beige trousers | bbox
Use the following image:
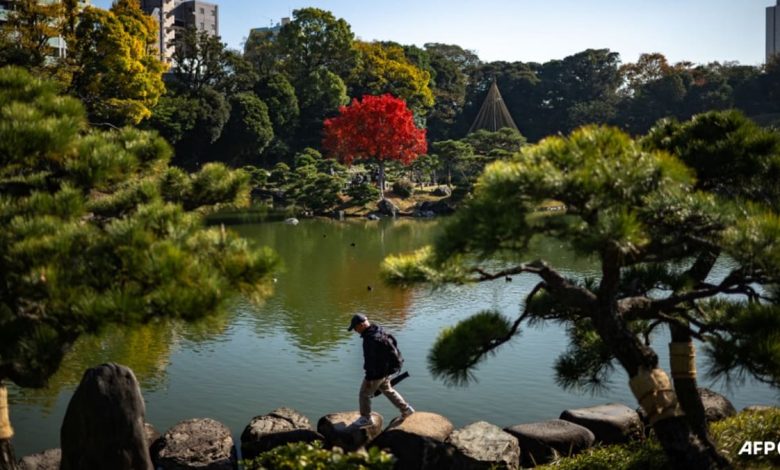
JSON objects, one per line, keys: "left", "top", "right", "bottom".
{"left": 359, "top": 376, "right": 409, "bottom": 417}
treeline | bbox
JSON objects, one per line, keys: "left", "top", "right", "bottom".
{"left": 461, "top": 51, "right": 780, "bottom": 142}
{"left": 3, "top": 2, "right": 779, "bottom": 171}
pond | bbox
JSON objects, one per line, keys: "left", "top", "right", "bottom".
{"left": 7, "top": 218, "right": 778, "bottom": 457}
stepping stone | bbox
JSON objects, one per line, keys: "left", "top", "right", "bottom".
{"left": 152, "top": 418, "right": 235, "bottom": 470}
{"left": 18, "top": 449, "right": 61, "bottom": 470}
{"left": 447, "top": 421, "right": 520, "bottom": 469}
{"left": 241, "top": 407, "right": 324, "bottom": 460}
{"left": 743, "top": 405, "right": 777, "bottom": 413}
{"left": 504, "top": 419, "right": 595, "bottom": 467}
{"left": 698, "top": 388, "right": 736, "bottom": 422}
{"left": 560, "top": 403, "right": 643, "bottom": 445}
{"left": 371, "top": 411, "right": 454, "bottom": 470}
{"left": 317, "top": 411, "right": 383, "bottom": 452}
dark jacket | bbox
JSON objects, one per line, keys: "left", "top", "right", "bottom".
{"left": 361, "top": 324, "right": 390, "bottom": 380}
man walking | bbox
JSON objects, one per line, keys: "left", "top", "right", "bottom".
{"left": 348, "top": 314, "right": 414, "bottom": 426}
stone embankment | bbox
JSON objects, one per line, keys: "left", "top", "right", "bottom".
{"left": 17, "top": 363, "right": 761, "bottom": 470}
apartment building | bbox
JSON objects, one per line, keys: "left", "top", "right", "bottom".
{"left": 249, "top": 17, "right": 289, "bottom": 38}
{"left": 769, "top": 0, "right": 780, "bottom": 61}
{"left": 140, "top": 0, "right": 218, "bottom": 64}
{"left": 0, "top": 0, "right": 91, "bottom": 59}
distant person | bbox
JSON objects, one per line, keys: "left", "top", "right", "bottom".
{"left": 348, "top": 314, "right": 414, "bottom": 426}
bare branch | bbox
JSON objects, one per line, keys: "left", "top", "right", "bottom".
{"left": 469, "top": 264, "right": 542, "bottom": 282}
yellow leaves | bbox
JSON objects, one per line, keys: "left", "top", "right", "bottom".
{"left": 71, "top": 4, "right": 166, "bottom": 125}
{"left": 351, "top": 41, "right": 434, "bottom": 112}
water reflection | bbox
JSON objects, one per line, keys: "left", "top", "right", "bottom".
{"left": 8, "top": 321, "right": 173, "bottom": 412}
{"left": 7, "top": 306, "right": 240, "bottom": 412}
{"left": 235, "top": 219, "right": 439, "bottom": 355}
{"left": 8, "top": 218, "right": 778, "bottom": 459}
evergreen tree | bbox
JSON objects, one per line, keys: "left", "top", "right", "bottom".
{"left": 382, "top": 124, "right": 780, "bottom": 469}
{"left": 0, "top": 67, "right": 278, "bottom": 467}
{"left": 642, "top": 110, "right": 780, "bottom": 207}
{"left": 214, "top": 92, "right": 274, "bottom": 167}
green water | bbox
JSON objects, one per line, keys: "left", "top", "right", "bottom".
{"left": 7, "top": 218, "right": 778, "bottom": 457}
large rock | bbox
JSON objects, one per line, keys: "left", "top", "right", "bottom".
{"left": 18, "top": 449, "right": 61, "bottom": 470}
{"left": 447, "top": 421, "right": 519, "bottom": 469}
{"left": 559, "top": 403, "right": 644, "bottom": 445}
{"left": 504, "top": 419, "right": 595, "bottom": 467}
{"left": 699, "top": 388, "right": 736, "bottom": 422}
{"left": 60, "top": 363, "right": 152, "bottom": 470}
{"left": 743, "top": 405, "right": 777, "bottom": 413}
{"left": 144, "top": 423, "right": 161, "bottom": 449}
{"left": 317, "top": 412, "right": 383, "bottom": 452}
{"left": 371, "top": 412, "right": 454, "bottom": 470}
{"left": 432, "top": 186, "right": 452, "bottom": 197}
{"left": 241, "top": 408, "right": 324, "bottom": 460}
{"left": 378, "top": 198, "right": 400, "bottom": 217}
{"left": 417, "top": 199, "right": 455, "bottom": 215}
{"left": 152, "top": 418, "right": 236, "bottom": 470}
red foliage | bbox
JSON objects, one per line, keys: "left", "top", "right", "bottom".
{"left": 322, "top": 94, "right": 427, "bottom": 166}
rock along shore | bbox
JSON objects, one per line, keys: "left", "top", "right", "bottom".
{"left": 17, "top": 363, "right": 763, "bottom": 470}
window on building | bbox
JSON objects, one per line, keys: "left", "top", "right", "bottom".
{"left": 200, "top": 7, "right": 204, "bottom": 14}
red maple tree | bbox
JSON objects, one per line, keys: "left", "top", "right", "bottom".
{"left": 323, "top": 94, "right": 427, "bottom": 196}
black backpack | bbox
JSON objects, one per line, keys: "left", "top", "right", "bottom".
{"left": 378, "top": 331, "right": 404, "bottom": 375}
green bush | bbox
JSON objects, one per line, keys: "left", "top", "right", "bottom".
{"left": 293, "top": 147, "right": 322, "bottom": 169}
{"left": 392, "top": 178, "right": 414, "bottom": 198}
{"left": 242, "top": 165, "right": 270, "bottom": 188}
{"left": 711, "top": 407, "right": 780, "bottom": 469}
{"left": 537, "top": 408, "right": 780, "bottom": 470}
{"left": 242, "top": 441, "right": 395, "bottom": 470}
{"left": 269, "top": 162, "right": 291, "bottom": 185}
{"left": 292, "top": 169, "right": 344, "bottom": 213}
{"left": 536, "top": 440, "right": 666, "bottom": 470}
{"left": 347, "top": 182, "right": 380, "bottom": 204}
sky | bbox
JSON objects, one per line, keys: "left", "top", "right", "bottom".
{"left": 93, "top": 0, "right": 775, "bottom": 66}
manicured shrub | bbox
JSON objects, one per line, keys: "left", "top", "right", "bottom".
{"left": 242, "top": 441, "right": 394, "bottom": 470}
{"left": 347, "top": 182, "right": 381, "bottom": 204}
{"left": 392, "top": 178, "right": 414, "bottom": 198}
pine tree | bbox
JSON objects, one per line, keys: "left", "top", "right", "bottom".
{"left": 0, "top": 67, "right": 278, "bottom": 468}
{"left": 382, "top": 124, "right": 780, "bottom": 469}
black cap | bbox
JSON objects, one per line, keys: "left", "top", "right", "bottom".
{"left": 347, "top": 314, "right": 368, "bottom": 331}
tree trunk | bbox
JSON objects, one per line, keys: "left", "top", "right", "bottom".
{"left": 378, "top": 160, "right": 386, "bottom": 199}
{"left": 669, "top": 326, "right": 709, "bottom": 439}
{"left": 0, "top": 385, "right": 16, "bottom": 470}
{"left": 590, "top": 307, "right": 730, "bottom": 469}
{"left": 586, "top": 248, "right": 729, "bottom": 468}
{"left": 652, "top": 417, "right": 728, "bottom": 469}
{"left": 670, "top": 251, "right": 719, "bottom": 437}
{"left": 0, "top": 440, "right": 16, "bottom": 470}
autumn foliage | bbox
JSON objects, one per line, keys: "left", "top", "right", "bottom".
{"left": 323, "top": 94, "right": 427, "bottom": 191}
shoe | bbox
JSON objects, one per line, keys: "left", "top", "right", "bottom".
{"left": 353, "top": 415, "right": 374, "bottom": 427}
{"left": 401, "top": 406, "right": 415, "bottom": 418}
